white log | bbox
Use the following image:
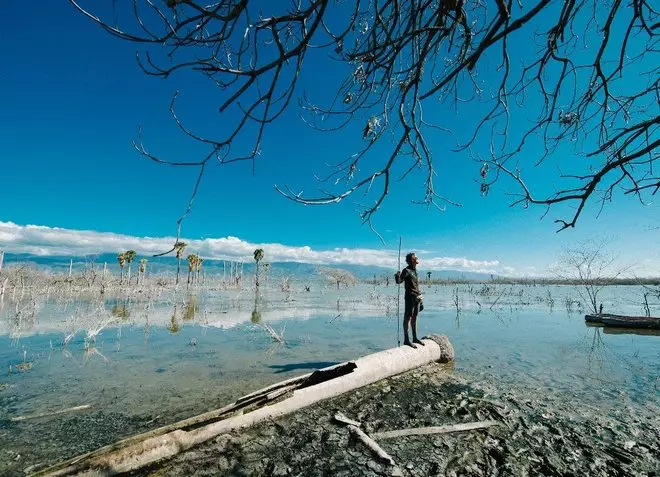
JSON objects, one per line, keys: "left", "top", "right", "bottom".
{"left": 40, "top": 335, "right": 454, "bottom": 476}
{"left": 0, "top": 250, "right": 4, "bottom": 274}
{"left": 372, "top": 420, "right": 499, "bottom": 439}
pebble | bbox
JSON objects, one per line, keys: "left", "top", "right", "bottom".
{"left": 367, "top": 460, "right": 380, "bottom": 472}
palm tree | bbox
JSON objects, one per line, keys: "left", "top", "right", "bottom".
{"left": 253, "top": 248, "right": 265, "bottom": 288}
{"left": 187, "top": 254, "right": 198, "bottom": 285}
{"left": 197, "top": 257, "right": 204, "bottom": 284}
{"left": 138, "top": 258, "right": 148, "bottom": 285}
{"left": 117, "top": 252, "right": 126, "bottom": 284}
{"left": 426, "top": 271, "right": 432, "bottom": 283}
{"left": 125, "top": 250, "right": 137, "bottom": 285}
{"left": 174, "top": 241, "right": 187, "bottom": 285}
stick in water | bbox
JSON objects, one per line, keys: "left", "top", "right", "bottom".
{"left": 11, "top": 404, "right": 93, "bottom": 422}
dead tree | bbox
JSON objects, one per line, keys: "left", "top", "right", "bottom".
{"left": 552, "top": 240, "right": 630, "bottom": 314}
{"left": 70, "top": 0, "right": 659, "bottom": 236}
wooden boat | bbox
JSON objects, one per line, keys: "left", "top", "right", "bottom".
{"left": 584, "top": 313, "right": 660, "bottom": 330}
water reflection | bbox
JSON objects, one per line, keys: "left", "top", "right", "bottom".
{"left": 0, "top": 284, "right": 658, "bottom": 475}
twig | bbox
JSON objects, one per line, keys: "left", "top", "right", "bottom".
{"left": 490, "top": 287, "right": 507, "bottom": 310}
{"left": 10, "top": 404, "right": 93, "bottom": 422}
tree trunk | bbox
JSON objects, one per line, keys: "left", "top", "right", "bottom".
{"left": 128, "top": 264, "right": 132, "bottom": 285}
{"left": 176, "top": 259, "right": 181, "bottom": 285}
{"left": 255, "top": 261, "right": 260, "bottom": 288}
{"left": 0, "top": 250, "right": 4, "bottom": 275}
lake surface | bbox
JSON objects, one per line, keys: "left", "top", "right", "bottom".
{"left": 0, "top": 283, "right": 658, "bottom": 473}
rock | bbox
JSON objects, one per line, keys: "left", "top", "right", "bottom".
{"left": 623, "top": 440, "right": 636, "bottom": 450}
{"left": 272, "top": 463, "right": 291, "bottom": 476}
{"left": 367, "top": 460, "right": 381, "bottom": 472}
{"left": 391, "top": 466, "right": 404, "bottom": 477}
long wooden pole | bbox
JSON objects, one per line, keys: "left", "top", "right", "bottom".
{"left": 397, "top": 237, "right": 402, "bottom": 347}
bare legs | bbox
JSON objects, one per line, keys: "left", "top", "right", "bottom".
{"left": 403, "top": 313, "right": 424, "bottom": 348}
{"left": 411, "top": 315, "right": 424, "bottom": 346}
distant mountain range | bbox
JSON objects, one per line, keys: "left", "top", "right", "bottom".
{"left": 1, "top": 252, "right": 498, "bottom": 281}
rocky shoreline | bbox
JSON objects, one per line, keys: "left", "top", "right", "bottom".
{"left": 143, "top": 363, "right": 659, "bottom": 476}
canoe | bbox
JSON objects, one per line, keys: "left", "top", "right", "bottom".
{"left": 584, "top": 313, "right": 660, "bottom": 330}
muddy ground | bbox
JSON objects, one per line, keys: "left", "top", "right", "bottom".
{"left": 141, "top": 364, "right": 659, "bottom": 477}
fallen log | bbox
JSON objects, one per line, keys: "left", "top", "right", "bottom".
{"left": 37, "top": 334, "right": 454, "bottom": 476}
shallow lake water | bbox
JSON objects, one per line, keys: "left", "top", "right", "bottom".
{"left": 0, "top": 283, "right": 658, "bottom": 473}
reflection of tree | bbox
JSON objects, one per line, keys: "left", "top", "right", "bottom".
{"left": 251, "top": 310, "right": 262, "bottom": 324}
{"left": 251, "top": 287, "right": 262, "bottom": 324}
{"left": 183, "top": 295, "right": 198, "bottom": 321}
{"left": 111, "top": 299, "right": 130, "bottom": 319}
{"left": 167, "top": 305, "right": 180, "bottom": 333}
{"left": 587, "top": 327, "right": 607, "bottom": 372}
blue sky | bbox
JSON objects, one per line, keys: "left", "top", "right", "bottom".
{"left": 0, "top": 2, "right": 658, "bottom": 276}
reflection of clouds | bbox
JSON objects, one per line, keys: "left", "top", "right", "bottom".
{"left": 0, "top": 298, "right": 389, "bottom": 337}
{"left": 1, "top": 284, "right": 647, "bottom": 338}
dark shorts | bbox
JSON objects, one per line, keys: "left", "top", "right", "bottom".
{"left": 404, "top": 298, "right": 423, "bottom": 317}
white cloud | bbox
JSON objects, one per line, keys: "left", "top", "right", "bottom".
{"left": 0, "top": 221, "right": 508, "bottom": 274}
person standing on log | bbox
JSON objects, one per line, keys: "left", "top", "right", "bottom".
{"left": 395, "top": 252, "right": 425, "bottom": 348}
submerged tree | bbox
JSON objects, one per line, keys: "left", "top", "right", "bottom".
{"left": 71, "top": 1, "right": 659, "bottom": 234}
{"left": 186, "top": 253, "right": 199, "bottom": 285}
{"left": 117, "top": 252, "right": 126, "bottom": 284}
{"left": 320, "top": 267, "right": 357, "bottom": 290}
{"left": 138, "top": 258, "right": 148, "bottom": 285}
{"left": 553, "top": 240, "right": 630, "bottom": 314}
{"left": 124, "top": 250, "right": 137, "bottom": 285}
{"left": 174, "top": 241, "right": 187, "bottom": 285}
{"left": 197, "top": 257, "right": 204, "bottom": 284}
{"left": 253, "top": 248, "right": 265, "bottom": 288}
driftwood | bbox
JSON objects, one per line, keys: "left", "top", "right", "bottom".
{"left": 373, "top": 420, "right": 499, "bottom": 439}
{"left": 11, "top": 405, "right": 92, "bottom": 422}
{"left": 333, "top": 412, "right": 361, "bottom": 427}
{"left": 349, "top": 425, "right": 396, "bottom": 466}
